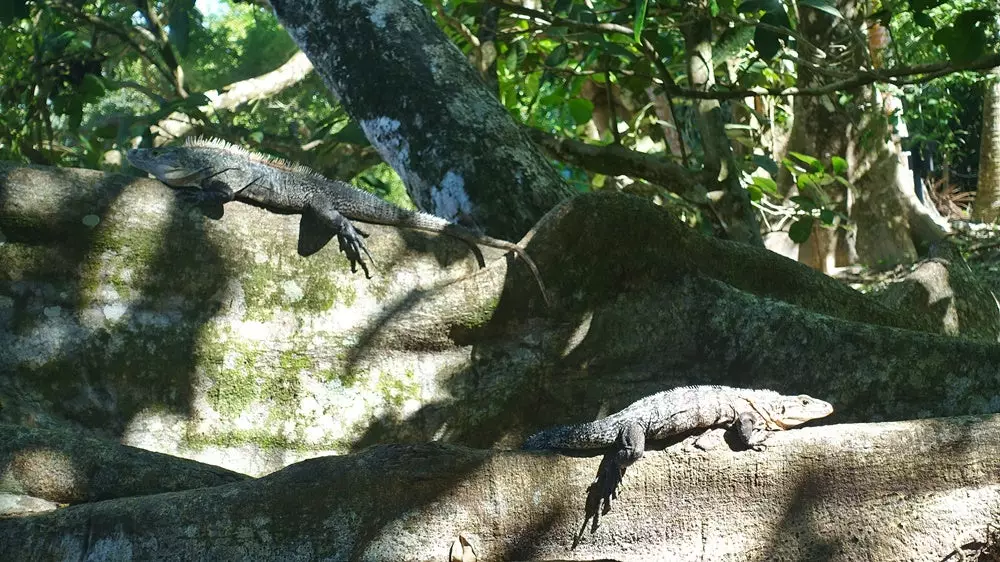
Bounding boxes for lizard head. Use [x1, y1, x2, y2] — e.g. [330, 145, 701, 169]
[764, 394, 834, 429]
[126, 146, 213, 187]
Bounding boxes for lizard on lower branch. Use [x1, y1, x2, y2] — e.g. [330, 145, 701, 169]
[126, 137, 550, 306]
[523, 385, 833, 510]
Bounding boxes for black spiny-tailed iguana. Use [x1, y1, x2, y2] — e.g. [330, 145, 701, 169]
[523, 385, 833, 508]
[126, 138, 550, 306]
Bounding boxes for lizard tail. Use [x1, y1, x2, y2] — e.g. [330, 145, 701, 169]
[522, 419, 622, 450]
[509, 246, 552, 308]
[449, 231, 551, 308]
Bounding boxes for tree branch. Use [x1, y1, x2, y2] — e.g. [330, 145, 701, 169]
[524, 127, 706, 203]
[4, 416, 1000, 559]
[486, 1, 1000, 100]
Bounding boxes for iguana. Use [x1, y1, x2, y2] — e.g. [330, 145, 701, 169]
[523, 385, 833, 511]
[126, 138, 550, 306]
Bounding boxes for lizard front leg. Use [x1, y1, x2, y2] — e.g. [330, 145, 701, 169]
[735, 411, 770, 451]
[590, 422, 645, 514]
[304, 198, 374, 278]
[172, 179, 237, 218]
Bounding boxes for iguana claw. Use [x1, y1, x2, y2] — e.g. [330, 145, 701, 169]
[336, 221, 373, 278]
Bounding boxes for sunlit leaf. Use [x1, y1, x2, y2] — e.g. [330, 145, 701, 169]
[789, 151, 824, 172]
[751, 175, 779, 196]
[831, 156, 848, 175]
[633, 0, 648, 43]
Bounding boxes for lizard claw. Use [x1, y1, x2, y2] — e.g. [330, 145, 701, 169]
[336, 221, 374, 279]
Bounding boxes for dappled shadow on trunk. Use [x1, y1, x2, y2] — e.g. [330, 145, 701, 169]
[0, 164, 229, 439]
[341, 192, 1000, 462]
[4, 416, 1000, 559]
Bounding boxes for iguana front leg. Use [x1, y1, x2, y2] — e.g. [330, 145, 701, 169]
[589, 422, 645, 514]
[735, 411, 770, 451]
[304, 198, 374, 278]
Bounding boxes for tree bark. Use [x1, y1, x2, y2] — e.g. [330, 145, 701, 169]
[266, 0, 574, 240]
[785, 2, 918, 271]
[681, 12, 764, 246]
[973, 68, 1000, 222]
[2, 164, 999, 475]
[0, 424, 247, 504]
[3, 415, 1000, 561]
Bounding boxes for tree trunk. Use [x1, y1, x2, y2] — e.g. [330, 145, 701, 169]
[681, 12, 764, 247]
[973, 68, 1000, 222]
[3, 164, 1000, 477]
[4, 415, 1000, 561]
[266, 0, 573, 240]
[786, 1, 918, 271]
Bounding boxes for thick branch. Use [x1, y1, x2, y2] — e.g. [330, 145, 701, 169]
[0, 425, 247, 504]
[524, 127, 706, 202]
[153, 51, 316, 141]
[3, 416, 1000, 560]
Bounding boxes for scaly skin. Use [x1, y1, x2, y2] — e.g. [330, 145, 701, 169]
[126, 138, 550, 306]
[523, 385, 833, 511]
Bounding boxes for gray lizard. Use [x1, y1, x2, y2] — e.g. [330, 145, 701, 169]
[126, 137, 550, 306]
[523, 385, 833, 515]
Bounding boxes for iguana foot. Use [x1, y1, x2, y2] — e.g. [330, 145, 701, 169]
[336, 221, 374, 278]
[174, 186, 234, 206]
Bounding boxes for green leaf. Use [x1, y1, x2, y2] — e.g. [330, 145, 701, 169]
[747, 184, 763, 202]
[819, 209, 836, 224]
[790, 195, 817, 210]
[751, 175, 779, 195]
[933, 25, 987, 64]
[738, 0, 781, 12]
[788, 216, 815, 243]
[912, 11, 935, 29]
[633, 0, 648, 43]
[553, 0, 572, 13]
[567, 98, 595, 125]
[754, 10, 790, 60]
[330, 121, 371, 146]
[753, 24, 781, 60]
[831, 156, 848, 175]
[799, 0, 842, 19]
[249, 131, 264, 143]
[789, 151, 824, 172]
[545, 43, 570, 67]
[909, 0, 945, 12]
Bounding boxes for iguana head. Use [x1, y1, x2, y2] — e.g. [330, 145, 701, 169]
[126, 145, 215, 187]
[749, 392, 834, 430]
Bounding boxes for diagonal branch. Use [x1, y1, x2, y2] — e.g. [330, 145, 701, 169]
[525, 127, 706, 203]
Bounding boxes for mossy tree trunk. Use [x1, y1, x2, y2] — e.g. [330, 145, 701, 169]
[267, 0, 574, 240]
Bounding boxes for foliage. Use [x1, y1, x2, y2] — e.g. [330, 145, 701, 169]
[0, 0, 998, 245]
[889, 0, 999, 178]
[0, 0, 337, 170]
